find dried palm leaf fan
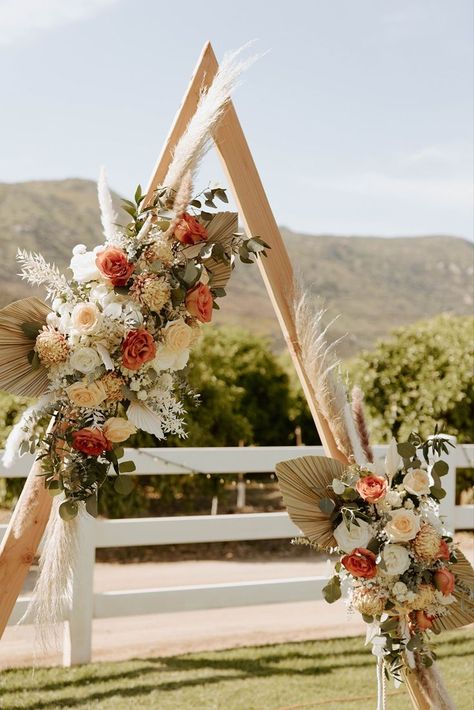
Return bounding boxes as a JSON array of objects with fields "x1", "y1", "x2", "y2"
[
  {"x1": 182, "y1": 212, "x2": 238, "y2": 289},
  {"x1": 433, "y1": 550, "x2": 474, "y2": 632},
  {"x1": 0, "y1": 297, "x2": 51, "y2": 396},
  {"x1": 276, "y1": 455, "x2": 346, "y2": 550}
]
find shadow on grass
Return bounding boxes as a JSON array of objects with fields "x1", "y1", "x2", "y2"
[{"x1": 3, "y1": 634, "x2": 472, "y2": 710}]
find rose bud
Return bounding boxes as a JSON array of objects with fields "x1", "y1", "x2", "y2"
[
  {"x1": 173, "y1": 213, "x2": 208, "y2": 245},
  {"x1": 413, "y1": 610, "x2": 434, "y2": 630},
  {"x1": 436, "y1": 539, "x2": 451, "y2": 561},
  {"x1": 433, "y1": 568, "x2": 456, "y2": 595}
]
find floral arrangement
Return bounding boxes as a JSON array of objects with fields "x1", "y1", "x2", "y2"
[
  {"x1": 5, "y1": 182, "x2": 267, "y2": 520},
  {"x1": 319, "y1": 433, "x2": 469, "y2": 681},
  {"x1": 276, "y1": 294, "x2": 473, "y2": 709}
]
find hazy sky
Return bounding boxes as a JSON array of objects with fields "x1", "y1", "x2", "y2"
[{"x1": 0, "y1": 0, "x2": 472, "y2": 239}]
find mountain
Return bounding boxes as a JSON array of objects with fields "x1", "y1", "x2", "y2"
[{"x1": 1, "y1": 179, "x2": 472, "y2": 357}]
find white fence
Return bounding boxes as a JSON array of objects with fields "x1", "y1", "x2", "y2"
[{"x1": 1, "y1": 443, "x2": 473, "y2": 666}]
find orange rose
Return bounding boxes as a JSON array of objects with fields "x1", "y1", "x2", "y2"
[
  {"x1": 436, "y1": 540, "x2": 450, "y2": 561},
  {"x1": 71, "y1": 428, "x2": 112, "y2": 456},
  {"x1": 356, "y1": 474, "x2": 387, "y2": 504},
  {"x1": 96, "y1": 247, "x2": 135, "y2": 286},
  {"x1": 185, "y1": 283, "x2": 213, "y2": 323},
  {"x1": 173, "y1": 213, "x2": 208, "y2": 245},
  {"x1": 434, "y1": 568, "x2": 455, "y2": 595},
  {"x1": 341, "y1": 547, "x2": 377, "y2": 579},
  {"x1": 412, "y1": 610, "x2": 434, "y2": 630},
  {"x1": 121, "y1": 328, "x2": 156, "y2": 370}
]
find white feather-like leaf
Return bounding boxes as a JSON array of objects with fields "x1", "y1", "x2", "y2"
[
  {"x1": 127, "y1": 401, "x2": 164, "y2": 439},
  {"x1": 98, "y1": 167, "x2": 118, "y2": 245}
]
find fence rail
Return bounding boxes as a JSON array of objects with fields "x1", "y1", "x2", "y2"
[{"x1": 1, "y1": 444, "x2": 473, "y2": 666}]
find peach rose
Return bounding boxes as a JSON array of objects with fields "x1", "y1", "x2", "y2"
[
  {"x1": 386, "y1": 508, "x2": 420, "y2": 542},
  {"x1": 434, "y1": 568, "x2": 456, "y2": 595},
  {"x1": 412, "y1": 610, "x2": 434, "y2": 630},
  {"x1": 71, "y1": 427, "x2": 112, "y2": 456},
  {"x1": 165, "y1": 319, "x2": 193, "y2": 352},
  {"x1": 185, "y1": 283, "x2": 213, "y2": 323},
  {"x1": 67, "y1": 381, "x2": 107, "y2": 408},
  {"x1": 121, "y1": 328, "x2": 156, "y2": 370},
  {"x1": 103, "y1": 417, "x2": 137, "y2": 443},
  {"x1": 71, "y1": 302, "x2": 101, "y2": 334},
  {"x1": 96, "y1": 247, "x2": 135, "y2": 286},
  {"x1": 173, "y1": 213, "x2": 208, "y2": 245},
  {"x1": 437, "y1": 539, "x2": 451, "y2": 561},
  {"x1": 341, "y1": 548, "x2": 377, "y2": 579},
  {"x1": 356, "y1": 474, "x2": 387, "y2": 504}
]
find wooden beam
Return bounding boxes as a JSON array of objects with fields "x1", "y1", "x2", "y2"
[{"x1": 0, "y1": 459, "x2": 52, "y2": 635}]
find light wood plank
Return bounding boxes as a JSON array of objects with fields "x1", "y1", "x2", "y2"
[{"x1": 0, "y1": 458, "x2": 52, "y2": 634}]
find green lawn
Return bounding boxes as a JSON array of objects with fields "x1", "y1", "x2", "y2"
[{"x1": 1, "y1": 630, "x2": 473, "y2": 710}]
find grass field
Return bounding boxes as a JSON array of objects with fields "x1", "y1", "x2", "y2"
[{"x1": 1, "y1": 630, "x2": 473, "y2": 710}]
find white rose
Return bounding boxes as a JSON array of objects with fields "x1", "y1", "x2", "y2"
[
  {"x1": 386, "y1": 490, "x2": 403, "y2": 508},
  {"x1": 403, "y1": 468, "x2": 431, "y2": 496},
  {"x1": 70, "y1": 249, "x2": 101, "y2": 283},
  {"x1": 333, "y1": 518, "x2": 373, "y2": 553},
  {"x1": 69, "y1": 346, "x2": 101, "y2": 374},
  {"x1": 422, "y1": 508, "x2": 444, "y2": 533},
  {"x1": 90, "y1": 283, "x2": 112, "y2": 305},
  {"x1": 103, "y1": 302, "x2": 123, "y2": 320},
  {"x1": 71, "y1": 302, "x2": 102, "y2": 334},
  {"x1": 392, "y1": 581, "x2": 408, "y2": 597},
  {"x1": 152, "y1": 346, "x2": 189, "y2": 372},
  {"x1": 386, "y1": 508, "x2": 420, "y2": 542},
  {"x1": 381, "y1": 544, "x2": 411, "y2": 575}
]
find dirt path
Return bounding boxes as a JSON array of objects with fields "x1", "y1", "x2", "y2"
[
  {"x1": 1, "y1": 558, "x2": 365, "y2": 668},
  {"x1": 2, "y1": 534, "x2": 472, "y2": 669}
]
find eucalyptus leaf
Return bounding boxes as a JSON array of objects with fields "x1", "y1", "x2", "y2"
[
  {"x1": 114, "y1": 476, "x2": 135, "y2": 495},
  {"x1": 59, "y1": 500, "x2": 78, "y2": 521}
]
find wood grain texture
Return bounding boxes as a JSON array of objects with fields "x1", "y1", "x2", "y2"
[{"x1": 0, "y1": 458, "x2": 52, "y2": 635}]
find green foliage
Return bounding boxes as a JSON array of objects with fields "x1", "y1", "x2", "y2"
[{"x1": 349, "y1": 315, "x2": 474, "y2": 443}]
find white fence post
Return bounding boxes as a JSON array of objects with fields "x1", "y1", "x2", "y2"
[
  {"x1": 439, "y1": 435, "x2": 457, "y2": 534},
  {"x1": 63, "y1": 508, "x2": 95, "y2": 666}
]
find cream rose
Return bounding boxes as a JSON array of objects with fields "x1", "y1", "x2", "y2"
[
  {"x1": 333, "y1": 518, "x2": 373, "y2": 553},
  {"x1": 164, "y1": 319, "x2": 193, "y2": 352},
  {"x1": 386, "y1": 508, "x2": 420, "y2": 542},
  {"x1": 71, "y1": 302, "x2": 102, "y2": 334},
  {"x1": 381, "y1": 544, "x2": 411, "y2": 575},
  {"x1": 403, "y1": 468, "x2": 431, "y2": 496},
  {"x1": 70, "y1": 347, "x2": 101, "y2": 374},
  {"x1": 67, "y1": 381, "x2": 107, "y2": 408},
  {"x1": 69, "y1": 245, "x2": 101, "y2": 282},
  {"x1": 103, "y1": 417, "x2": 137, "y2": 442}
]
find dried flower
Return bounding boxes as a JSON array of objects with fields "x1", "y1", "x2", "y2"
[
  {"x1": 131, "y1": 274, "x2": 171, "y2": 312},
  {"x1": 35, "y1": 327, "x2": 69, "y2": 365},
  {"x1": 144, "y1": 240, "x2": 174, "y2": 267},
  {"x1": 412, "y1": 524, "x2": 441, "y2": 563},
  {"x1": 100, "y1": 372, "x2": 125, "y2": 402},
  {"x1": 352, "y1": 586, "x2": 386, "y2": 617},
  {"x1": 407, "y1": 584, "x2": 436, "y2": 611}
]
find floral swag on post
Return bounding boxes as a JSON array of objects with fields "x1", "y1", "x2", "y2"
[
  {"x1": 276, "y1": 294, "x2": 474, "y2": 710},
  {"x1": 0, "y1": 47, "x2": 267, "y2": 637}
]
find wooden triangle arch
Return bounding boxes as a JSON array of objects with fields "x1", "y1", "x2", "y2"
[
  {"x1": 0, "y1": 42, "x2": 435, "y2": 707},
  {"x1": 0, "y1": 41, "x2": 347, "y2": 636}
]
